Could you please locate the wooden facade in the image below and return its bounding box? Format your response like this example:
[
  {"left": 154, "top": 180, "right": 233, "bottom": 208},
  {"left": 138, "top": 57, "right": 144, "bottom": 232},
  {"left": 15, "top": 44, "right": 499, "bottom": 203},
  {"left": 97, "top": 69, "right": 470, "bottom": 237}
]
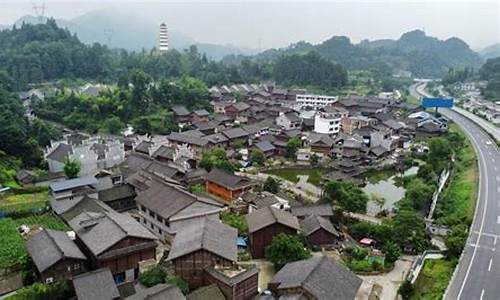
[
  {"left": 249, "top": 223, "right": 297, "bottom": 258},
  {"left": 306, "top": 228, "right": 341, "bottom": 247},
  {"left": 204, "top": 268, "right": 259, "bottom": 300},
  {"left": 77, "top": 236, "right": 156, "bottom": 282},
  {"left": 205, "top": 181, "right": 252, "bottom": 203},
  {"left": 38, "top": 258, "right": 87, "bottom": 283},
  {"left": 172, "top": 249, "right": 233, "bottom": 289}
]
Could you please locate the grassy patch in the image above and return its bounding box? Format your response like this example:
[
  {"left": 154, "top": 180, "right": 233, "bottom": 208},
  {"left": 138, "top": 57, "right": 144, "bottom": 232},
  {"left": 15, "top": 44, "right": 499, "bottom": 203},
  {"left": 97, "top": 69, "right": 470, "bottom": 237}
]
[
  {"left": 435, "top": 124, "right": 478, "bottom": 226},
  {"left": 0, "top": 191, "right": 49, "bottom": 212},
  {"left": 13, "top": 214, "right": 69, "bottom": 231},
  {"left": 263, "top": 168, "right": 325, "bottom": 186},
  {"left": 406, "top": 95, "right": 421, "bottom": 106},
  {"left": 0, "top": 218, "right": 27, "bottom": 269},
  {"left": 411, "top": 259, "right": 455, "bottom": 300}
]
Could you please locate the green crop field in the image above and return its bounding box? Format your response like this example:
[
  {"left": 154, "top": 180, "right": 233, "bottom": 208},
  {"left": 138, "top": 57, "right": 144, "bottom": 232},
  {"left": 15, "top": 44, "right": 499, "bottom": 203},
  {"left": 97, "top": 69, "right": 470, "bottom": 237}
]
[{"left": 0, "top": 218, "right": 27, "bottom": 269}]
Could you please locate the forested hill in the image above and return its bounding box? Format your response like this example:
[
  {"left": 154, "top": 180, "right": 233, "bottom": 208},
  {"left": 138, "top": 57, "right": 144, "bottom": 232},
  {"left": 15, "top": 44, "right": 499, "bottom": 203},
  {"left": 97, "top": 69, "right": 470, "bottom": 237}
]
[
  {"left": 479, "top": 56, "right": 500, "bottom": 100},
  {"left": 0, "top": 20, "right": 349, "bottom": 91},
  {"left": 0, "top": 19, "right": 112, "bottom": 88},
  {"left": 224, "top": 30, "right": 483, "bottom": 78}
]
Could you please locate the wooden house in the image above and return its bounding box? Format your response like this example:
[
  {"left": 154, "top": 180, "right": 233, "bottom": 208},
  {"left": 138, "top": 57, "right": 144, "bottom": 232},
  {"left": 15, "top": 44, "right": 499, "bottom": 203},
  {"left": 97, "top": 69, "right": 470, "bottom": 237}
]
[
  {"left": 245, "top": 206, "right": 300, "bottom": 258},
  {"left": 205, "top": 169, "right": 255, "bottom": 203},
  {"left": 27, "top": 229, "right": 87, "bottom": 283},
  {"left": 69, "top": 209, "right": 157, "bottom": 283},
  {"left": 301, "top": 215, "right": 342, "bottom": 247},
  {"left": 167, "top": 218, "right": 237, "bottom": 289}
]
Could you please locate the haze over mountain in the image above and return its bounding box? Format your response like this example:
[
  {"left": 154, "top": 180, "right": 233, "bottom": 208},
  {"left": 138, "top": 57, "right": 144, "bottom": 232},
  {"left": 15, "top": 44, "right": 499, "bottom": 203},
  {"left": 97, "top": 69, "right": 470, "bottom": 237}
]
[
  {"left": 479, "top": 44, "right": 500, "bottom": 60},
  {"left": 0, "top": 11, "right": 258, "bottom": 60},
  {"left": 225, "top": 30, "right": 483, "bottom": 78}
]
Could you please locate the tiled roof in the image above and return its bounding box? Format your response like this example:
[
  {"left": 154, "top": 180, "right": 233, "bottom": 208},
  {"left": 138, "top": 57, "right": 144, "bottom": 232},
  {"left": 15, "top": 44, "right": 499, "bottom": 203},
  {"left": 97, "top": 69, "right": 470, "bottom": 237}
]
[
  {"left": 246, "top": 206, "right": 300, "bottom": 233},
  {"left": 73, "top": 268, "right": 120, "bottom": 300},
  {"left": 167, "top": 218, "right": 237, "bottom": 262},
  {"left": 206, "top": 169, "right": 253, "bottom": 190},
  {"left": 27, "top": 229, "right": 86, "bottom": 272},
  {"left": 269, "top": 255, "right": 362, "bottom": 300}
]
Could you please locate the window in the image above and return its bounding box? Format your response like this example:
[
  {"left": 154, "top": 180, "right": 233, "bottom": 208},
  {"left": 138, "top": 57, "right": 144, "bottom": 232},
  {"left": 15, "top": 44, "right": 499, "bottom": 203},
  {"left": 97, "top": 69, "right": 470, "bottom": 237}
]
[
  {"left": 74, "top": 263, "right": 80, "bottom": 270},
  {"left": 159, "top": 228, "right": 162, "bottom": 235},
  {"left": 164, "top": 219, "right": 170, "bottom": 227},
  {"left": 149, "top": 211, "right": 155, "bottom": 218},
  {"left": 140, "top": 205, "right": 146, "bottom": 212},
  {"left": 157, "top": 215, "right": 163, "bottom": 223}
]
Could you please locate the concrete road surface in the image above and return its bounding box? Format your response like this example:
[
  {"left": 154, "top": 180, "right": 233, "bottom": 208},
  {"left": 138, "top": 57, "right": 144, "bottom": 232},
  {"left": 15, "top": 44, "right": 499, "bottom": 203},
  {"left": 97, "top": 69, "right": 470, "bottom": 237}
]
[{"left": 411, "top": 82, "right": 500, "bottom": 300}]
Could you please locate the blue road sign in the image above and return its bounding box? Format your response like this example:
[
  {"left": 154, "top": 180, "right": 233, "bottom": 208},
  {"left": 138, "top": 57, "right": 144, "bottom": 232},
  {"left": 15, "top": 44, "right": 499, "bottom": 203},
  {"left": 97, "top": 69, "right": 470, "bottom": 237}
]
[{"left": 422, "top": 97, "right": 454, "bottom": 108}]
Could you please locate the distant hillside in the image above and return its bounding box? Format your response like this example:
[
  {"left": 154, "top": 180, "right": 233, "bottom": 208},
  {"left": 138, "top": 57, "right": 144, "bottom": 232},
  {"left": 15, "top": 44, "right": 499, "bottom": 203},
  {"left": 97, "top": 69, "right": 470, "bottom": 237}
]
[
  {"left": 480, "top": 56, "right": 500, "bottom": 100},
  {"left": 1, "top": 12, "right": 257, "bottom": 60},
  {"left": 479, "top": 43, "right": 500, "bottom": 60},
  {"left": 226, "top": 30, "right": 483, "bottom": 78}
]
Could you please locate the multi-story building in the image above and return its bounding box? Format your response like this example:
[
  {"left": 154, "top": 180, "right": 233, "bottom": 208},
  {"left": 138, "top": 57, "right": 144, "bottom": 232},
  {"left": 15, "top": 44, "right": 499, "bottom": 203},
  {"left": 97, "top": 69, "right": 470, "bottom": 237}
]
[
  {"left": 276, "top": 112, "right": 302, "bottom": 131},
  {"left": 45, "top": 135, "right": 125, "bottom": 176},
  {"left": 314, "top": 112, "right": 342, "bottom": 134},
  {"left": 296, "top": 94, "right": 338, "bottom": 110},
  {"left": 159, "top": 22, "right": 168, "bottom": 52}
]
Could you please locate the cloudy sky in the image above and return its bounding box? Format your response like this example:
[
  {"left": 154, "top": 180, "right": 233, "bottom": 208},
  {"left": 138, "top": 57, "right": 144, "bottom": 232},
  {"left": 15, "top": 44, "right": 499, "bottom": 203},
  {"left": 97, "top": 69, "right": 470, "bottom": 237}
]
[{"left": 0, "top": 0, "right": 498, "bottom": 49}]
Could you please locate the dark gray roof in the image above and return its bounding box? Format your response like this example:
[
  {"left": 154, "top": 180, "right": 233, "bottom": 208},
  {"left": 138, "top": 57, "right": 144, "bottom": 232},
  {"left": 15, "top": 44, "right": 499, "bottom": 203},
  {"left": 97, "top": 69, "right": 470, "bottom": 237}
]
[
  {"left": 98, "top": 184, "right": 136, "bottom": 203},
  {"left": 204, "top": 266, "right": 259, "bottom": 287},
  {"left": 206, "top": 169, "right": 253, "bottom": 190},
  {"left": 231, "top": 102, "right": 250, "bottom": 111},
  {"left": 167, "top": 132, "right": 209, "bottom": 147},
  {"left": 255, "top": 141, "right": 276, "bottom": 152},
  {"left": 50, "top": 176, "right": 98, "bottom": 192},
  {"left": 246, "top": 206, "right": 300, "bottom": 233},
  {"left": 269, "top": 256, "right": 362, "bottom": 300},
  {"left": 187, "top": 284, "right": 224, "bottom": 300},
  {"left": 283, "top": 112, "right": 301, "bottom": 123},
  {"left": 241, "top": 191, "right": 280, "bottom": 209},
  {"left": 172, "top": 105, "right": 190, "bottom": 116},
  {"left": 193, "top": 109, "right": 210, "bottom": 117},
  {"left": 291, "top": 204, "right": 333, "bottom": 218},
  {"left": 382, "top": 119, "right": 404, "bottom": 131},
  {"left": 193, "top": 120, "right": 221, "bottom": 131},
  {"left": 135, "top": 141, "right": 152, "bottom": 153},
  {"left": 222, "top": 127, "right": 249, "bottom": 140},
  {"left": 73, "top": 268, "right": 120, "bottom": 300},
  {"left": 136, "top": 181, "right": 222, "bottom": 221},
  {"left": 152, "top": 145, "right": 175, "bottom": 160},
  {"left": 370, "top": 146, "right": 389, "bottom": 157},
  {"left": 167, "top": 218, "right": 237, "bottom": 262},
  {"left": 205, "top": 133, "right": 229, "bottom": 144},
  {"left": 60, "top": 196, "right": 110, "bottom": 222},
  {"left": 126, "top": 283, "right": 185, "bottom": 300},
  {"left": 300, "top": 215, "right": 340, "bottom": 237},
  {"left": 27, "top": 229, "right": 86, "bottom": 273},
  {"left": 309, "top": 134, "right": 334, "bottom": 147},
  {"left": 69, "top": 210, "right": 157, "bottom": 256},
  {"left": 46, "top": 143, "right": 72, "bottom": 162}
]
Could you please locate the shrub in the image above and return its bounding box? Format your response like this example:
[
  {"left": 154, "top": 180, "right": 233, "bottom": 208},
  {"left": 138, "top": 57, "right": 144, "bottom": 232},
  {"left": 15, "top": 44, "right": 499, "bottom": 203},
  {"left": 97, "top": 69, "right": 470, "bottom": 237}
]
[
  {"left": 138, "top": 266, "right": 166, "bottom": 288},
  {"left": 7, "top": 281, "right": 72, "bottom": 300},
  {"left": 167, "top": 276, "right": 189, "bottom": 295}
]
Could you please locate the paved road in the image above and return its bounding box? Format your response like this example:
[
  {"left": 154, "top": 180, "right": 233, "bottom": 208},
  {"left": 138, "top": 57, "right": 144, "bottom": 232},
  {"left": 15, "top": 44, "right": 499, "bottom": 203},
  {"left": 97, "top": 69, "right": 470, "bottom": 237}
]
[{"left": 410, "top": 82, "right": 500, "bottom": 300}]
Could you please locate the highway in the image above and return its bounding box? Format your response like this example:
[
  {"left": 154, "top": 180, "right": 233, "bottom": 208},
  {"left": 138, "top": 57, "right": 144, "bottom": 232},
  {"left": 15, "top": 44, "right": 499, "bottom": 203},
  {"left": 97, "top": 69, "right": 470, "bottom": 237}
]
[{"left": 410, "top": 83, "right": 500, "bottom": 300}]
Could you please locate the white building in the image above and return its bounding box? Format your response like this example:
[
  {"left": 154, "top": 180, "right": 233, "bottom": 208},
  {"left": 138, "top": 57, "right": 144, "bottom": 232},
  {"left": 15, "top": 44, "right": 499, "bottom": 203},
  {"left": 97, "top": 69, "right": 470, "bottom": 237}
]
[
  {"left": 276, "top": 112, "right": 302, "bottom": 130},
  {"left": 159, "top": 22, "right": 169, "bottom": 52},
  {"left": 314, "top": 112, "right": 342, "bottom": 134},
  {"left": 45, "top": 135, "right": 125, "bottom": 176},
  {"left": 296, "top": 94, "right": 338, "bottom": 110}
]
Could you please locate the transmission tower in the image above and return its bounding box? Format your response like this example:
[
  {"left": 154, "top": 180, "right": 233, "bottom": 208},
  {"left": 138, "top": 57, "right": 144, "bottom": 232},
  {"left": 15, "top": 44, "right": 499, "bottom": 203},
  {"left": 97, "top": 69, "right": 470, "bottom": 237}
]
[
  {"left": 32, "top": 2, "right": 46, "bottom": 21},
  {"left": 104, "top": 29, "right": 114, "bottom": 46}
]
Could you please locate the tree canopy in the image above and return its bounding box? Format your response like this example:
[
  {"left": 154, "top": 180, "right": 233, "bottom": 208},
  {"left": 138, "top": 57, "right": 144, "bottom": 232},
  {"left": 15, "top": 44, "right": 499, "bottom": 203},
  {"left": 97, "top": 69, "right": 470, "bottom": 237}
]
[{"left": 265, "top": 233, "right": 311, "bottom": 270}]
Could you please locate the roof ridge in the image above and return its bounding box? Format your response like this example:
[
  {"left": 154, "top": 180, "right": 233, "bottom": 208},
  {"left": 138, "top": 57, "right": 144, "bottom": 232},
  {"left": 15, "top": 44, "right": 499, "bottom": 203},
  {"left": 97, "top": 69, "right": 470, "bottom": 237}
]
[
  {"left": 44, "top": 229, "right": 65, "bottom": 257},
  {"left": 302, "top": 256, "right": 325, "bottom": 287}
]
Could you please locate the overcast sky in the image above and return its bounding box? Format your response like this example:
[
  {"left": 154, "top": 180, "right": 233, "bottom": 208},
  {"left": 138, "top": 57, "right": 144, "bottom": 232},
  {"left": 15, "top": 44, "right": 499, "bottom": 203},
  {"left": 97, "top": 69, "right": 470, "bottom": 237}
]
[{"left": 1, "top": 0, "right": 498, "bottom": 49}]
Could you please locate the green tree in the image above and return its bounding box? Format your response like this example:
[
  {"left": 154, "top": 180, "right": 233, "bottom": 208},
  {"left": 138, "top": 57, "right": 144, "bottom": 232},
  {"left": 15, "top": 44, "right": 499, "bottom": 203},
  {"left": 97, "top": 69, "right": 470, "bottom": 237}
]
[
  {"left": 29, "top": 119, "right": 60, "bottom": 147},
  {"left": 263, "top": 176, "right": 280, "bottom": 193},
  {"left": 200, "top": 148, "right": 236, "bottom": 172},
  {"left": 63, "top": 158, "right": 81, "bottom": 179},
  {"left": 445, "top": 224, "right": 468, "bottom": 259},
  {"left": 221, "top": 211, "right": 248, "bottom": 234},
  {"left": 309, "top": 153, "right": 320, "bottom": 166},
  {"left": 138, "top": 266, "right": 166, "bottom": 288},
  {"left": 167, "top": 276, "right": 189, "bottom": 295},
  {"left": 398, "top": 280, "right": 414, "bottom": 300},
  {"left": 251, "top": 150, "right": 265, "bottom": 166},
  {"left": 427, "top": 137, "right": 452, "bottom": 172},
  {"left": 323, "top": 181, "right": 369, "bottom": 213},
  {"left": 402, "top": 178, "right": 434, "bottom": 211},
  {"left": 391, "top": 209, "right": 429, "bottom": 252},
  {"left": 265, "top": 233, "right": 311, "bottom": 270},
  {"left": 382, "top": 241, "right": 401, "bottom": 263},
  {"left": 102, "top": 116, "right": 125, "bottom": 134},
  {"left": 8, "top": 281, "right": 71, "bottom": 300},
  {"left": 286, "top": 137, "right": 302, "bottom": 158}
]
